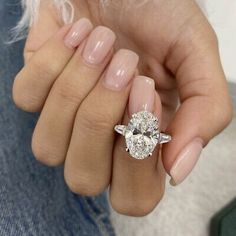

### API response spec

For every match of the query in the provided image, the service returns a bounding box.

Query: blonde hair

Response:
[11,0,206,42]
[11,0,74,42]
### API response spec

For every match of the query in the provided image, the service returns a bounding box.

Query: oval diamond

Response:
[125,111,160,159]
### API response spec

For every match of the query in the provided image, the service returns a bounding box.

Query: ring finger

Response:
[110,76,166,216]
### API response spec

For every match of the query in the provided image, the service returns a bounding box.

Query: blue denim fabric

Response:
[0,1,115,235]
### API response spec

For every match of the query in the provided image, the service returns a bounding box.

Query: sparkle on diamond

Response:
[125,111,160,159]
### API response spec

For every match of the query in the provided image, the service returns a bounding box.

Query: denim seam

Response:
[83,199,108,236]
[82,197,112,236]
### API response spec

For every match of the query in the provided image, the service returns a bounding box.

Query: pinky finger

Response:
[13,18,93,112]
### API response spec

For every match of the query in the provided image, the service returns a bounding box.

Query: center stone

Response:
[125,111,160,159]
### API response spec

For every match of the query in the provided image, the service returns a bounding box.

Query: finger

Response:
[163,28,233,186]
[64,49,139,196]
[110,76,165,216]
[13,18,93,112]
[32,26,116,166]
[23,0,63,61]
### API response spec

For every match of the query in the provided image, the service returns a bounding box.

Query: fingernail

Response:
[103,49,139,91]
[129,76,155,115]
[64,18,93,49]
[170,138,203,186]
[83,26,116,64]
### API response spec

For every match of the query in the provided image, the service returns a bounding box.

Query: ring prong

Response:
[159,133,172,144]
[149,153,152,157]
[114,125,126,136]
[126,147,129,152]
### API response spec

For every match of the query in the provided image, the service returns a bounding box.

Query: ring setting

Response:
[114,111,171,160]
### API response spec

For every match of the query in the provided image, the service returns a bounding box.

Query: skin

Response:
[13,0,233,216]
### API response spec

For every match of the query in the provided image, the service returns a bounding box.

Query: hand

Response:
[85,0,232,194]
[13,17,166,216]
[13,0,233,216]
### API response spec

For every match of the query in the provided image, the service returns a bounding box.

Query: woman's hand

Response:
[86,0,233,185]
[13,0,233,216]
[13,18,166,216]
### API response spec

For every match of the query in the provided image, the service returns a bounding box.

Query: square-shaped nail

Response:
[64,18,93,49]
[82,26,116,64]
[103,49,139,91]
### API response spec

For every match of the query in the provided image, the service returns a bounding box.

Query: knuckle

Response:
[220,108,233,127]
[31,57,59,80]
[110,192,163,217]
[208,28,219,48]
[212,98,233,129]
[12,54,62,112]
[202,26,219,50]
[13,93,42,112]
[31,137,63,166]
[13,74,42,112]
[55,79,85,105]
[65,171,108,196]
[221,102,233,126]
[78,105,114,135]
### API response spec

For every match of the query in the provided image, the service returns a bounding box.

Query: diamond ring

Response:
[114,111,171,160]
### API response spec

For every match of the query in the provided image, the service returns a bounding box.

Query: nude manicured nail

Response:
[170,138,203,186]
[83,26,116,64]
[103,49,139,91]
[129,76,155,115]
[64,18,93,49]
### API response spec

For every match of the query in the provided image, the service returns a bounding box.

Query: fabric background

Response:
[0,1,115,235]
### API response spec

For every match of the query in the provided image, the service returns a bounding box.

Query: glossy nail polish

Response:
[103,49,139,91]
[83,26,116,64]
[129,76,155,115]
[64,18,93,49]
[170,138,203,186]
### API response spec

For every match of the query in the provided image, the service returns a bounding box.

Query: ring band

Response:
[114,111,171,159]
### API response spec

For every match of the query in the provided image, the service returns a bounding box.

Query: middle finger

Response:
[64,49,139,196]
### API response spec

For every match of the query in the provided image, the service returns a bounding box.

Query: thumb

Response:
[162,24,233,186]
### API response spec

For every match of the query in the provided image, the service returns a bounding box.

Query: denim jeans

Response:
[0,1,115,235]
